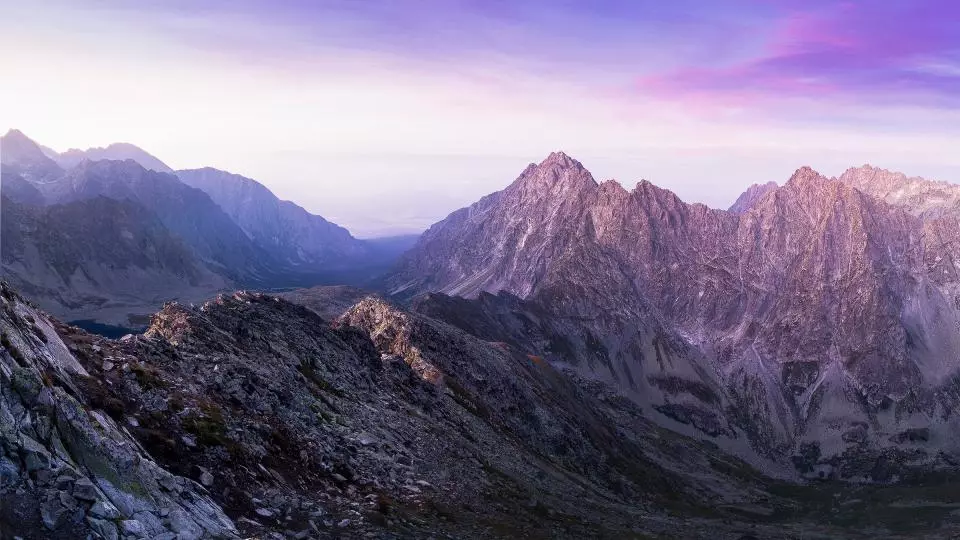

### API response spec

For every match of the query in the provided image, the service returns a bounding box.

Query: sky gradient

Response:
[4,0,960,236]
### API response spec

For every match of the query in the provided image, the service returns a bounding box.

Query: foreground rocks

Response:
[7,278,960,537]
[0,282,235,539]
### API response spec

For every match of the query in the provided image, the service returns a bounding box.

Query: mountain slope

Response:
[33,159,272,283]
[0,282,235,539]
[5,278,843,539]
[8,274,960,537]
[1,195,226,325]
[387,153,960,473]
[176,167,369,269]
[1,165,46,206]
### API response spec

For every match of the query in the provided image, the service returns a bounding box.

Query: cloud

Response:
[639,0,960,108]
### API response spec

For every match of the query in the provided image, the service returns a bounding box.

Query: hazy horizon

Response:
[5,0,960,236]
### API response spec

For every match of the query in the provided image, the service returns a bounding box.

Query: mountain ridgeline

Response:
[0,129,410,326]
[388,151,960,479]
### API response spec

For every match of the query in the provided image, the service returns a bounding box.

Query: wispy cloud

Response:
[640,1,960,108]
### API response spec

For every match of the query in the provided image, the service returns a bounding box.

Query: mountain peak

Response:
[785,165,830,188]
[1,128,41,151]
[3,128,29,140]
[0,129,63,180]
[539,150,582,169]
[729,181,778,213]
[509,151,596,197]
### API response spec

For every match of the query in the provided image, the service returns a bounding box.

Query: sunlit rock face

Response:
[389,153,960,474]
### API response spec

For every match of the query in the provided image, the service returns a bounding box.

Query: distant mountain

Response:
[728,180,777,213]
[0,129,416,325]
[1,194,226,325]
[0,128,63,183]
[388,152,960,476]
[54,142,174,173]
[839,164,960,219]
[35,159,271,283]
[177,167,369,268]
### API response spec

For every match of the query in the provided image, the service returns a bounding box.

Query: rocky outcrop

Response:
[0,282,235,538]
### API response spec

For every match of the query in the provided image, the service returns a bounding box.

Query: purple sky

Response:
[4,0,960,236]
[642,1,960,108]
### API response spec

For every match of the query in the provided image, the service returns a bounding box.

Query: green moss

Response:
[182,401,229,448]
[130,362,165,390]
[298,363,344,397]
[168,393,185,413]
[77,376,126,421]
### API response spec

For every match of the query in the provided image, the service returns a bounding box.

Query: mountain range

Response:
[0,129,415,327]
[388,151,960,478]
[7,138,960,537]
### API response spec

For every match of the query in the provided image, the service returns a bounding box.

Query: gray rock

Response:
[54,473,76,490]
[0,456,20,486]
[22,437,51,472]
[88,517,120,540]
[40,498,67,530]
[120,519,147,538]
[158,474,181,493]
[58,489,78,510]
[199,471,214,487]
[133,511,164,535]
[168,509,203,540]
[255,508,275,518]
[90,500,121,520]
[72,477,98,501]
